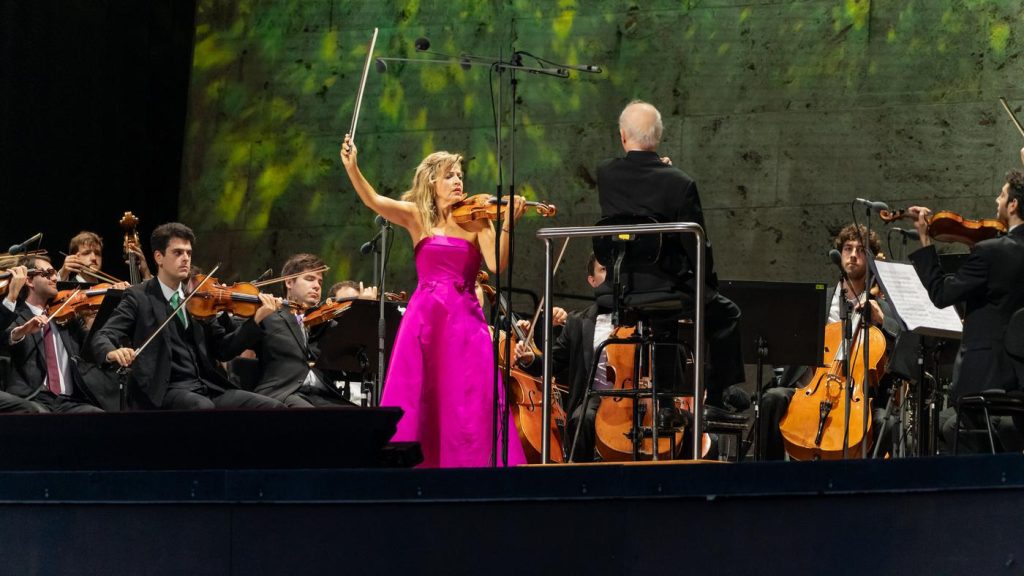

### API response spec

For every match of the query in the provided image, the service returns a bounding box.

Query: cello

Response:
[779,289,887,460]
[478,272,567,463]
[593,325,710,461]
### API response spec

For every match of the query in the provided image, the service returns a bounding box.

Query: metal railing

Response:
[535,222,706,463]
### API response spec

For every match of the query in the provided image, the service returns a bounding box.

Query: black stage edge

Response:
[1,456,1024,574]
[0,407,412,470]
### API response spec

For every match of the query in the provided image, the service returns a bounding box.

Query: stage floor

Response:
[2,455,1023,574]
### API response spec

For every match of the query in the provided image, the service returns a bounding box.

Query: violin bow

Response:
[349,27,379,144]
[1000,97,1024,139]
[523,238,571,345]
[58,251,125,284]
[251,265,330,288]
[131,263,221,359]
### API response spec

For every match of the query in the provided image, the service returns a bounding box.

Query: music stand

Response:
[314,299,403,406]
[80,288,125,408]
[718,280,828,461]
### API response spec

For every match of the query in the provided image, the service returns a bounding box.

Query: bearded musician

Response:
[759,224,902,460]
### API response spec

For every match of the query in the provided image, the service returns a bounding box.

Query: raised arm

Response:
[340,134,420,235]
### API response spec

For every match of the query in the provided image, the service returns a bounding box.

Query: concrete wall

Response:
[181,0,1024,302]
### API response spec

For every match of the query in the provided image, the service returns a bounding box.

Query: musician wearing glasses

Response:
[1,255,103,413]
[91,222,284,410]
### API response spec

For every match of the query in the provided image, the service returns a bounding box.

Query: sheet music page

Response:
[874,260,963,339]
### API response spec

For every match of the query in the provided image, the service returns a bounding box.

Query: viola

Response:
[47,283,115,324]
[880,208,1006,247]
[451,194,556,224]
[779,290,887,460]
[186,274,302,319]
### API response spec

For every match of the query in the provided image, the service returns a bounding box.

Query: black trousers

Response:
[567,395,601,462]
[284,387,355,408]
[162,387,285,410]
[0,390,43,413]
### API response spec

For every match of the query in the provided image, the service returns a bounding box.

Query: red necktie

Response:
[42,323,62,395]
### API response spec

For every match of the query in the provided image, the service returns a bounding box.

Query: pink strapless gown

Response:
[381,235,526,468]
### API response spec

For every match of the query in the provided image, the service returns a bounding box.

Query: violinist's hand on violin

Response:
[10,315,46,343]
[339,134,357,169]
[106,347,136,368]
[253,293,281,325]
[908,205,933,247]
[111,281,131,291]
[4,266,28,304]
[358,282,378,300]
[503,195,528,226]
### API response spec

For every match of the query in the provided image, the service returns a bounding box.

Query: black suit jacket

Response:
[0,302,17,334]
[524,304,599,418]
[597,150,718,292]
[0,302,99,406]
[90,278,260,408]
[240,308,344,402]
[910,227,1024,398]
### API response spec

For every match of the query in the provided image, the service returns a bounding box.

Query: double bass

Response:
[779,289,887,460]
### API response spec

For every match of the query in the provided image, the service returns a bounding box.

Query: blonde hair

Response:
[401,151,463,235]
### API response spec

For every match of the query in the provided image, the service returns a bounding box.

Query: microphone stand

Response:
[859,207,876,459]
[374,217,391,407]
[840,274,853,459]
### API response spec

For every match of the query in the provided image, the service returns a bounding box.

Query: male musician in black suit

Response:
[57,230,151,286]
[758,224,902,459]
[518,254,605,461]
[240,253,353,407]
[909,170,1024,450]
[1,255,103,413]
[596,100,745,411]
[92,222,284,410]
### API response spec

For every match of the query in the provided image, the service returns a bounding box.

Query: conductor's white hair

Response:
[619,100,663,149]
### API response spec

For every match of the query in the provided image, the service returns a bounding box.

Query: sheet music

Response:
[873,261,963,339]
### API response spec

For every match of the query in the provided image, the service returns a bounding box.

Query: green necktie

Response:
[169,291,188,328]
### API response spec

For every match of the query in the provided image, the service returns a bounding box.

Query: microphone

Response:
[414,37,430,51]
[8,232,42,255]
[891,227,920,241]
[374,58,388,73]
[854,197,890,212]
[374,214,387,227]
[829,248,848,280]
[560,63,603,73]
[360,231,383,255]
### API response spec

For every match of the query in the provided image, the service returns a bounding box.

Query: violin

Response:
[120,211,143,284]
[302,291,408,329]
[47,283,115,324]
[0,267,42,296]
[779,288,886,460]
[451,194,556,224]
[186,274,303,319]
[880,208,1006,247]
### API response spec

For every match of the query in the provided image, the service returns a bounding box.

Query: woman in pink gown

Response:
[340,134,528,468]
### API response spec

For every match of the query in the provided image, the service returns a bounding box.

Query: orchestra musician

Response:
[1,255,104,413]
[91,222,285,410]
[759,224,902,459]
[58,230,150,285]
[596,100,746,415]
[907,170,1024,452]
[237,253,354,407]
[340,133,529,468]
[330,280,377,300]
